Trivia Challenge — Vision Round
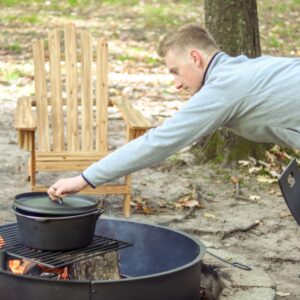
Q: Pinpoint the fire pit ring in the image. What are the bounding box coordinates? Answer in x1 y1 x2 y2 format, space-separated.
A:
0 217 205 300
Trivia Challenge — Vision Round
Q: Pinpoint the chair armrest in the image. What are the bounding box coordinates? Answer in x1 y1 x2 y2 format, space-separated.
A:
14 96 36 130
112 98 152 130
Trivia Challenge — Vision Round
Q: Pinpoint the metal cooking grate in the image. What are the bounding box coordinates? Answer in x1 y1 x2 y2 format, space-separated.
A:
0 223 132 268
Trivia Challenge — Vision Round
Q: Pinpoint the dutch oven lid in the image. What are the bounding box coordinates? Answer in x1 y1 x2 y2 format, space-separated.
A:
14 192 99 216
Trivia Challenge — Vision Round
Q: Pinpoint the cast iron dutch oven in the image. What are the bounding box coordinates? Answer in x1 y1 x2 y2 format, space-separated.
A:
12 192 103 251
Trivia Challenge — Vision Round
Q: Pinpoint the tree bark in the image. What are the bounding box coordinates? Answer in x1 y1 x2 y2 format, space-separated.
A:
205 0 261 57
69 251 120 281
199 0 268 165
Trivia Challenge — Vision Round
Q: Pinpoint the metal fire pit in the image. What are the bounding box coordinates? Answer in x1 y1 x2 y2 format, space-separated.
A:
0 217 205 300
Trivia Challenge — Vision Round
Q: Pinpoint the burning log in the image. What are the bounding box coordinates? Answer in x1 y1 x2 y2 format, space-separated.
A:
36 265 69 280
6 252 120 281
69 251 120 280
8 259 36 275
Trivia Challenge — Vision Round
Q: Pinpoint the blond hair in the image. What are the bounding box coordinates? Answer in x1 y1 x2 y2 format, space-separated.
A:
158 23 219 58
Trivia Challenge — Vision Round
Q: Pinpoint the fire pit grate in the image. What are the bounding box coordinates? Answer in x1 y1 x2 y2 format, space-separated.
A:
0 223 132 268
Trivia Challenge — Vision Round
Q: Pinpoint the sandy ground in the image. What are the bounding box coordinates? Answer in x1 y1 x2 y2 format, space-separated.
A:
0 100 299 299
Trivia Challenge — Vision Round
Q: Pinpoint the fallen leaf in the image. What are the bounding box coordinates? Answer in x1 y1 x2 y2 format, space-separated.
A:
142 206 154 214
174 189 202 209
256 175 277 184
268 170 280 178
248 166 262 174
276 291 290 297
204 212 216 219
184 200 200 208
238 160 250 167
174 202 183 209
280 212 292 218
231 176 240 183
249 195 261 201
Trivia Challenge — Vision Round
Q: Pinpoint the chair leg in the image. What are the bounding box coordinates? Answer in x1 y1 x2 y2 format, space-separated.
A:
123 174 131 218
27 157 31 181
30 163 36 189
30 131 36 189
123 194 131 218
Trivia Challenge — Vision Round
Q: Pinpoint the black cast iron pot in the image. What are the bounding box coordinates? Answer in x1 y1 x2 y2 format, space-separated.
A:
12 192 103 251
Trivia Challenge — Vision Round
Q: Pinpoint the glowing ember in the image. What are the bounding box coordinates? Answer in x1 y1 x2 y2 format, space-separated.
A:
8 259 33 275
38 265 69 280
0 236 5 248
8 258 69 280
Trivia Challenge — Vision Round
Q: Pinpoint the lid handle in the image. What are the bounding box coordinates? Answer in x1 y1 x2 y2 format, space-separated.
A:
48 197 64 205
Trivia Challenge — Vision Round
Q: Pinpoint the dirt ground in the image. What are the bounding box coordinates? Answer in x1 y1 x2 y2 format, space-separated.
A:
0 1 300 299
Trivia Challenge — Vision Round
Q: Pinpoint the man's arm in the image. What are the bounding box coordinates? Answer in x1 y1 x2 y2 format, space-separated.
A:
83 90 230 186
48 88 231 198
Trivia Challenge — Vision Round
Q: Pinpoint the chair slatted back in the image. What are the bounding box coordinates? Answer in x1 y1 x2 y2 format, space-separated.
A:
33 40 49 151
49 28 64 151
65 25 79 151
32 24 108 153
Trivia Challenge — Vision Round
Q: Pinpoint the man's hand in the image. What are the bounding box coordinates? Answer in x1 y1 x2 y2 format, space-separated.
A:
48 175 88 200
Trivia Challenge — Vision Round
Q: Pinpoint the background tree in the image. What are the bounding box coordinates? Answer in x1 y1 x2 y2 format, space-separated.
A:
205 0 261 57
192 0 269 166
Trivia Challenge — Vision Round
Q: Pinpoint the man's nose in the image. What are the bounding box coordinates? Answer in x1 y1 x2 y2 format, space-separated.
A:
174 78 183 90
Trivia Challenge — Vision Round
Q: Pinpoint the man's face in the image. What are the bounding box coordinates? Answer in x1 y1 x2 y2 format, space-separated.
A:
165 49 205 96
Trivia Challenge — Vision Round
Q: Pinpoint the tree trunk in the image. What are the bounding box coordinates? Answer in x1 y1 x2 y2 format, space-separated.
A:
200 0 267 166
205 0 261 58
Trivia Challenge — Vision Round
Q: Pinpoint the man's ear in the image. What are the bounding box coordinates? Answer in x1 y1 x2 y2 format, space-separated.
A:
190 49 202 66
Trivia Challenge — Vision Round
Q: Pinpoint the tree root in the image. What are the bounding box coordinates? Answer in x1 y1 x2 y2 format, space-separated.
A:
157 206 198 226
221 220 261 239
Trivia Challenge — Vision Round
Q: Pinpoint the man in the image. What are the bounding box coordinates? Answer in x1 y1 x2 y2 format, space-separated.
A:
48 23 300 199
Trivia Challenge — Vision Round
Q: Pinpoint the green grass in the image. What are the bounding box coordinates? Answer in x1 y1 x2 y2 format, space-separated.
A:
3 14 41 25
19 14 40 24
0 69 21 81
258 0 300 54
267 35 283 49
116 54 137 62
2 13 40 24
6 70 20 81
146 57 160 66
0 0 23 5
116 54 161 66
101 0 139 5
0 0 43 6
0 0 201 30
0 0 139 8
2 43 22 54
143 5 179 28
275 3 289 12
142 3 198 29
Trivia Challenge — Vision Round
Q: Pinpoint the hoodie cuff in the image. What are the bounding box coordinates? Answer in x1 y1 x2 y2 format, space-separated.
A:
81 173 96 189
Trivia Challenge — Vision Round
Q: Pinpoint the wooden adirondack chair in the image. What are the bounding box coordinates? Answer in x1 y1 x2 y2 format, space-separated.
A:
14 24 152 218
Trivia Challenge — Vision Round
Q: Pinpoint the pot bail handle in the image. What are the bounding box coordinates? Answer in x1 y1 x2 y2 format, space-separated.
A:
206 250 252 271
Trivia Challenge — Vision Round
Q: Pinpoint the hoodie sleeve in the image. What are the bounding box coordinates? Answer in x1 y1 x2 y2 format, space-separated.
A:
83 88 232 187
